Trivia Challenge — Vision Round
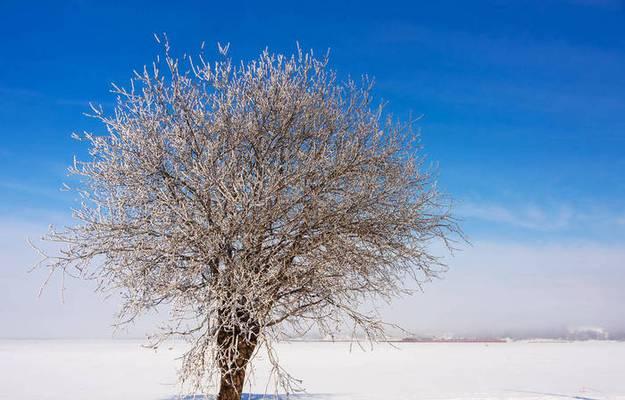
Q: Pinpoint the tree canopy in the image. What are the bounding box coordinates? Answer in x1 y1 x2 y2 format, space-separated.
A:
37 42 460 399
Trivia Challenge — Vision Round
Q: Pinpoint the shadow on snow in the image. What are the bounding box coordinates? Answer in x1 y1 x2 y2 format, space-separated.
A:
165 394 336 400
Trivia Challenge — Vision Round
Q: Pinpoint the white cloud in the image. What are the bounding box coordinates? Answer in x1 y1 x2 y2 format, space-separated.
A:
458 202 574 231
458 201 625 235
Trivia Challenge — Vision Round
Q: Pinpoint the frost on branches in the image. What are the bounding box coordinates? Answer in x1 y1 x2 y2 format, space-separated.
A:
35 41 461 400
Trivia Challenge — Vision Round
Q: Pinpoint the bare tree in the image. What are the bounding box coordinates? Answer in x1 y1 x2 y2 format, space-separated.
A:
36 41 460 400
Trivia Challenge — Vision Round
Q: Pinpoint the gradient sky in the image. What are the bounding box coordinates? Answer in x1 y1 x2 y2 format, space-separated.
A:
1 0 624 338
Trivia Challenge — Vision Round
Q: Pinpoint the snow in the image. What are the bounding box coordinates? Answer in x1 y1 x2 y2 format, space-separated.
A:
1 340 624 400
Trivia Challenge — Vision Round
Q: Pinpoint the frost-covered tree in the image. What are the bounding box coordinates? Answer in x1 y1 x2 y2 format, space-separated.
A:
36 41 460 400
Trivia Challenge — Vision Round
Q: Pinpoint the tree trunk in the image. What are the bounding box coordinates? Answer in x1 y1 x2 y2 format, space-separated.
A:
216 328 258 400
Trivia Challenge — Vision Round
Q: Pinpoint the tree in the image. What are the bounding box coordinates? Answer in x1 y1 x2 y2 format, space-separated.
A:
36 41 460 400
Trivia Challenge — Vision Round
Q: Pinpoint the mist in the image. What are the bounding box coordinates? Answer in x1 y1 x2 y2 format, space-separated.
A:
3 218 623 340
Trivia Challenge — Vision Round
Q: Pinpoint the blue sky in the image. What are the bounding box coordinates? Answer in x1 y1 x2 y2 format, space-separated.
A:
1 0 624 338
2 0 625 243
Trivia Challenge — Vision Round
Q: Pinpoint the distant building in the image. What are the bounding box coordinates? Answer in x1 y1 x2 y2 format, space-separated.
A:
566 326 609 341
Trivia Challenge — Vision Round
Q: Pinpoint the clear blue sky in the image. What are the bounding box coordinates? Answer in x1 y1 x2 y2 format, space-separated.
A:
1 0 624 338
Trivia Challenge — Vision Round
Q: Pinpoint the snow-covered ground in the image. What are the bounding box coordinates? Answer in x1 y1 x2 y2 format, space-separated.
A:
1 340 624 400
